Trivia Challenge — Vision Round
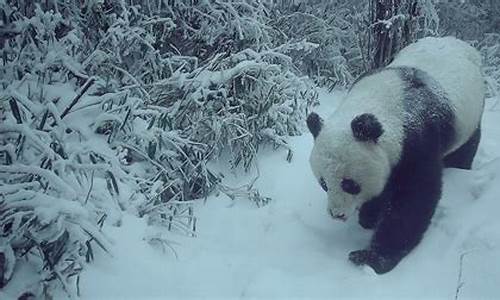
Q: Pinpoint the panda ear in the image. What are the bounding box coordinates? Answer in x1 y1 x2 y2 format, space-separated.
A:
307 112 323 138
351 113 384 142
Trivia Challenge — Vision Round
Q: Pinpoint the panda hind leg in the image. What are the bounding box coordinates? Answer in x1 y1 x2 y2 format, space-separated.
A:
443 126 481 170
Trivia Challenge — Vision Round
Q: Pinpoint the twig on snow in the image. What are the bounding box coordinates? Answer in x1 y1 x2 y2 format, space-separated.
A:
455 250 472 300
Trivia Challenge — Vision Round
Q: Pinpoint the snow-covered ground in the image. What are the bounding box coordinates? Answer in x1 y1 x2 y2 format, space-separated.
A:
49 91 500 299
62 89 500 300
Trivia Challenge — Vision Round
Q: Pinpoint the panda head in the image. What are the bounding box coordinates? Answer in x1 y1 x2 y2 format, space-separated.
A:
307 112 391 221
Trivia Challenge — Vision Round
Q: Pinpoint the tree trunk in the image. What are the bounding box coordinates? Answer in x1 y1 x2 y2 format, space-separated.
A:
370 0 419 70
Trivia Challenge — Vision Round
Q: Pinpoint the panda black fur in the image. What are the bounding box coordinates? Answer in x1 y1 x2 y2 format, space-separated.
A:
307 37 485 274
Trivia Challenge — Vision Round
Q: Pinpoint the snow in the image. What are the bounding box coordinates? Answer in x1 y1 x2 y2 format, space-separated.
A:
3 90 498 299
41 89 496 300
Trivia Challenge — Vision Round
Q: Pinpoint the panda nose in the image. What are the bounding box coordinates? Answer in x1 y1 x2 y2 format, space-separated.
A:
335 213 347 221
329 209 347 221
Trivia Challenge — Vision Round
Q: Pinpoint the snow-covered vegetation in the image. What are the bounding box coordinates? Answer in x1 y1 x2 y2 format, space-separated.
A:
1 0 499 298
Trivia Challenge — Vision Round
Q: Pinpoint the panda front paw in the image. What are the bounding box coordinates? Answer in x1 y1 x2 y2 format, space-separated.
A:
348 249 399 274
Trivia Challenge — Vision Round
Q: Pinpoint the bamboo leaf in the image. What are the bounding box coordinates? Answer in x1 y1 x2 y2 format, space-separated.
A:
105 170 119 195
8 98 22 124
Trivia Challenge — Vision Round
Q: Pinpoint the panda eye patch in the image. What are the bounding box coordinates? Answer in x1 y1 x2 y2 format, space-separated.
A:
341 178 361 195
319 177 328 192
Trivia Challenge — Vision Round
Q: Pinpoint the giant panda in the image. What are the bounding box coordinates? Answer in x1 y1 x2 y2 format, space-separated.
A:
307 37 485 274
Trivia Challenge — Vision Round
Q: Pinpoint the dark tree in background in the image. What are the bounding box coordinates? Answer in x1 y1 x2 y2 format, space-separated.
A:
370 0 420 69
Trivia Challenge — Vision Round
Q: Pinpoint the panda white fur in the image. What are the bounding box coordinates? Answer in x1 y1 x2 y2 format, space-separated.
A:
307 37 485 274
